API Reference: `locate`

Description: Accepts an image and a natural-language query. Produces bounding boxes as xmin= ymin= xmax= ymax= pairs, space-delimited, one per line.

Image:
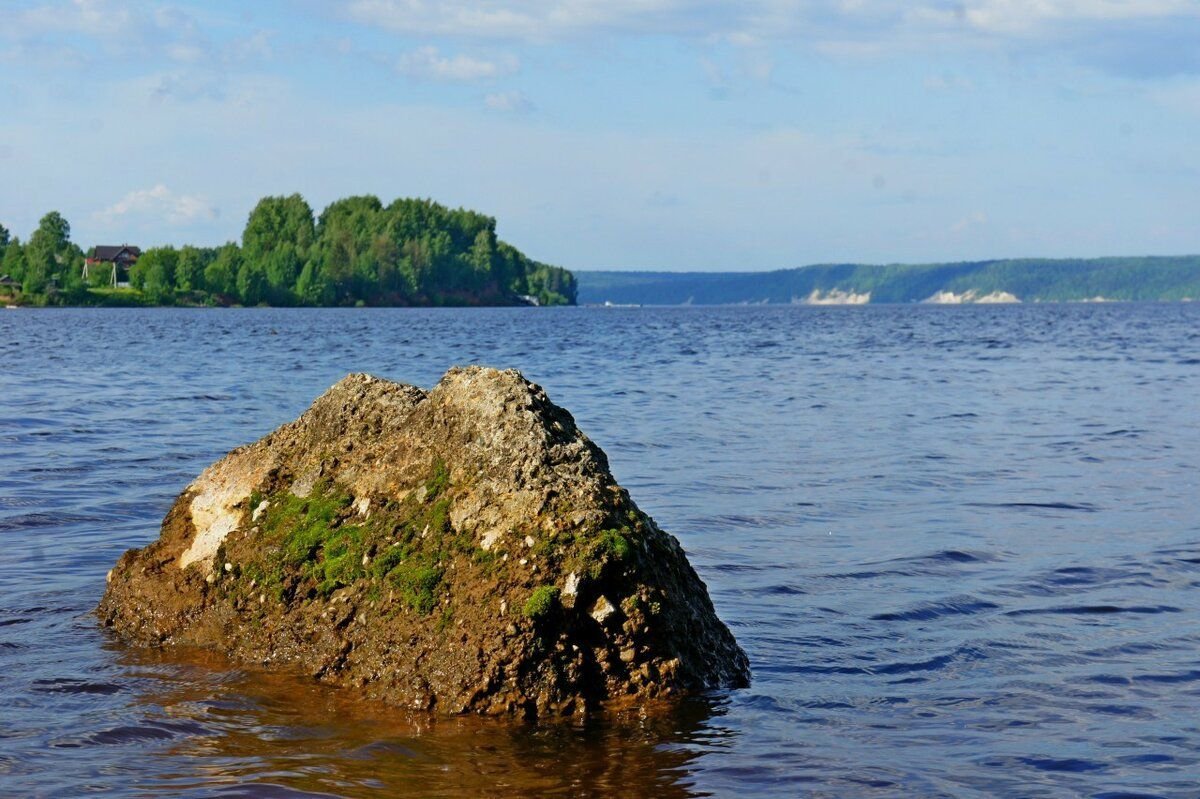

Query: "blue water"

xmin=1 ymin=305 xmax=1198 ymax=798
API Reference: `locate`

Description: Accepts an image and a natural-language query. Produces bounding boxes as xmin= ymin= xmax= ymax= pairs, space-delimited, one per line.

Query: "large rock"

xmin=98 ymin=367 xmax=749 ymax=717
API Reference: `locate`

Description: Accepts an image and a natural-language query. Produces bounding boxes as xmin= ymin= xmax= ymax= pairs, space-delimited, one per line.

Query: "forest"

xmin=0 ymin=195 xmax=576 ymax=307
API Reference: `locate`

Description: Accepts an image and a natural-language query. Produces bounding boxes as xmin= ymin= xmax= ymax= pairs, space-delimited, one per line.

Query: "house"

xmin=0 ymin=274 xmax=19 ymax=295
xmin=85 ymin=245 xmax=141 ymax=287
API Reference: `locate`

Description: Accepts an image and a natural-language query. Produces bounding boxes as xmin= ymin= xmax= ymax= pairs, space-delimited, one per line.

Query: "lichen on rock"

xmin=97 ymin=366 xmax=750 ymax=718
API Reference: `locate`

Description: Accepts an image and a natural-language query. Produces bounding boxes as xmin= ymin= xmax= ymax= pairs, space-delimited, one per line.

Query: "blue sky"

xmin=2 ymin=0 xmax=1199 ymax=270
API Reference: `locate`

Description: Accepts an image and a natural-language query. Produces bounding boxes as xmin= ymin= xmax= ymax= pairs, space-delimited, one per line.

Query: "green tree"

xmin=320 ymin=228 xmax=355 ymax=302
xmin=176 ymin=245 xmax=208 ymax=293
xmin=236 ymin=259 xmax=267 ymax=305
xmin=469 ymin=228 xmax=494 ymax=272
xmin=263 ymin=249 xmax=300 ymax=304
xmin=57 ymin=249 xmax=87 ymax=304
xmin=243 ymin=194 xmax=314 ymax=303
xmin=528 ymin=262 xmax=577 ymax=306
xmin=24 ymin=211 xmax=73 ymax=296
xmin=203 ymin=243 xmax=241 ymax=297
xmin=139 ymin=247 xmax=179 ymax=303
xmin=128 ymin=257 xmax=148 ymax=290
xmin=2 ymin=238 xmax=25 ymax=283
xmin=29 ymin=211 xmax=70 ymax=253
xmin=22 ymin=246 xmax=50 ymax=295
xmin=0 ymin=222 xmax=9 ymax=258
xmin=312 ymin=195 xmax=383 ymax=303
xmin=243 ymin=194 xmax=315 ymax=261
xmin=296 ymin=260 xmax=334 ymax=305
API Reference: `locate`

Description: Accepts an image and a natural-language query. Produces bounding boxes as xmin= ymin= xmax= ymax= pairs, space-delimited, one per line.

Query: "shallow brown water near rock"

xmin=3 ymin=305 xmax=1200 ymax=797
xmin=97 ymin=646 xmax=718 ymax=798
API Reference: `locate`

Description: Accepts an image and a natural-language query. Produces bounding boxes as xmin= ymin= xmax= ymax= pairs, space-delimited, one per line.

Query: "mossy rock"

xmin=98 ymin=367 xmax=749 ymax=718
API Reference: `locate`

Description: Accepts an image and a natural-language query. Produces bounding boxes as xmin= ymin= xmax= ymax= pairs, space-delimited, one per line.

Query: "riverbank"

xmin=576 ymin=255 xmax=1200 ymax=305
xmin=1 ymin=287 xmax=553 ymax=309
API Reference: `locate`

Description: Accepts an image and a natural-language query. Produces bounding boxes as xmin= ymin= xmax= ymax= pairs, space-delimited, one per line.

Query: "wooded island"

xmin=0 ymin=195 xmax=577 ymax=307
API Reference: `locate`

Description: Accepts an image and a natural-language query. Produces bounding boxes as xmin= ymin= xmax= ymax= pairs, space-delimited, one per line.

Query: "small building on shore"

xmin=85 ymin=245 xmax=141 ymax=287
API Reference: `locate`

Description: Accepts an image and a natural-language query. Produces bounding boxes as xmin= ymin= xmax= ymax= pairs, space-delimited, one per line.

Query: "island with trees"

xmin=0 ymin=195 xmax=577 ymax=308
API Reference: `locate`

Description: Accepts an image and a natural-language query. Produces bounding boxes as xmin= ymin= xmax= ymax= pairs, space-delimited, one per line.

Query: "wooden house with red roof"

xmin=85 ymin=245 xmax=141 ymax=286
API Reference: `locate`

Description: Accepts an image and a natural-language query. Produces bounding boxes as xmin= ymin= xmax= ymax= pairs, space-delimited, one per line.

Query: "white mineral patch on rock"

xmin=251 ymin=499 xmax=269 ymax=522
xmin=180 ymin=451 xmax=272 ymax=568
xmin=589 ymin=595 xmax=616 ymax=624
xmin=563 ymin=572 xmax=580 ymax=598
xmin=799 ymin=289 xmax=871 ymax=305
xmin=480 ymin=528 xmax=504 ymax=550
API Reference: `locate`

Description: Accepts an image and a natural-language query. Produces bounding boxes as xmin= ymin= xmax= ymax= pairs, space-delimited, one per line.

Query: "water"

xmin=1 ymin=305 xmax=1198 ymax=798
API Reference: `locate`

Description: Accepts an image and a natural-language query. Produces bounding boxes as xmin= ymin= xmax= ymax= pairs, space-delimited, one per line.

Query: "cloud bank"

xmin=95 ymin=185 xmax=219 ymax=227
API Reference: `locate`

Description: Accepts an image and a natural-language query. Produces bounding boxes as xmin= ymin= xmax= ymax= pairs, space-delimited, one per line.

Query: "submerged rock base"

xmin=98 ymin=367 xmax=749 ymax=717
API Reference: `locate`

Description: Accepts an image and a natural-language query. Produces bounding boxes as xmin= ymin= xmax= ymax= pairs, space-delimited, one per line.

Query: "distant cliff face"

xmin=98 ymin=368 xmax=748 ymax=717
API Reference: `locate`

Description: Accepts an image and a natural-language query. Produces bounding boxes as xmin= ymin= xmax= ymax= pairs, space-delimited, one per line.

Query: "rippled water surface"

xmin=2 ymin=305 xmax=1199 ymax=798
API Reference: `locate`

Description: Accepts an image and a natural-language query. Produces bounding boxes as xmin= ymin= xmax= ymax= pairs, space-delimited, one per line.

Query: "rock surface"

xmin=98 ymin=367 xmax=750 ymax=717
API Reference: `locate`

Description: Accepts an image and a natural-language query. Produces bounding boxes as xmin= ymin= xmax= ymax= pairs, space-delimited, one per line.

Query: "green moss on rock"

xmin=523 ymin=585 xmax=561 ymax=620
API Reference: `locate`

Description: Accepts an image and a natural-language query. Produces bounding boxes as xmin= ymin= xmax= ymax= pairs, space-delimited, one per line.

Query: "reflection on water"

xmin=94 ymin=646 xmax=724 ymax=799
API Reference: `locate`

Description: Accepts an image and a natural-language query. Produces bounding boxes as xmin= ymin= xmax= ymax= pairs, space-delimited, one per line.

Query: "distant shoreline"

xmin=575 ymin=256 xmax=1200 ymax=306
xmin=0 ymin=290 xmax=552 ymax=310
xmin=6 ymin=298 xmax=1196 ymax=312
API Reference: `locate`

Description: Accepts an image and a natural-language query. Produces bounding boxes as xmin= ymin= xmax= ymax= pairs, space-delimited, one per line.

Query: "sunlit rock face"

xmin=98 ymin=367 xmax=749 ymax=718
xmin=923 ymin=290 xmax=1021 ymax=304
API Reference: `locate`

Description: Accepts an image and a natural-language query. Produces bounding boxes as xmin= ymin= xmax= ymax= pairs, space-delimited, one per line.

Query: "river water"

xmin=1 ymin=305 xmax=1198 ymax=798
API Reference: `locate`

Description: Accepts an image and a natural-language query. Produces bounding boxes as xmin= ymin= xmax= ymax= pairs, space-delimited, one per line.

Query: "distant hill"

xmin=576 ymin=257 xmax=1200 ymax=306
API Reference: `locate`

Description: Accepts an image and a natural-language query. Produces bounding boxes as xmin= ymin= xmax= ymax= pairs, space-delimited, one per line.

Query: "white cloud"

xmin=7 ymin=0 xmax=1199 ymax=84
xmin=345 ymin=0 xmax=1200 ymax=40
xmin=344 ymin=0 xmax=1200 ymax=79
xmin=5 ymin=0 xmax=196 ymax=57
xmin=924 ymin=73 xmax=975 ymax=92
xmin=165 ymin=43 xmax=207 ymax=64
xmin=950 ymin=211 xmax=988 ymax=233
xmin=14 ymin=0 xmax=136 ymax=38
xmin=347 ymin=0 xmax=691 ymax=40
xmin=2 ymin=1 xmax=276 ymax=69
xmin=94 ymin=185 xmax=218 ymax=226
xmin=912 ymin=0 xmax=1200 ymax=34
xmin=397 ymin=46 xmax=517 ymax=81
xmin=225 ymin=31 xmax=274 ymax=64
xmin=484 ymin=90 xmax=535 ymax=113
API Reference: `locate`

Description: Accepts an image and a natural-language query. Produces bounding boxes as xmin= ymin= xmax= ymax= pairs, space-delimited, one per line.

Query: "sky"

xmin=1 ymin=0 xmax=1199 ymax=271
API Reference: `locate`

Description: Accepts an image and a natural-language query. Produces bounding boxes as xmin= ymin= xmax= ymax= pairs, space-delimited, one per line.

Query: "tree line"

xmin=0 ymin=195 xmax=576 ymax=307
xmin=0 ymin=212 xmax=88 ymax=303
